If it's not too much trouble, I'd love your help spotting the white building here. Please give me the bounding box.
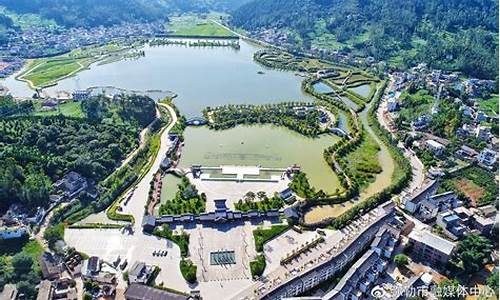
[478,148,498,167]
[425,139,445,156]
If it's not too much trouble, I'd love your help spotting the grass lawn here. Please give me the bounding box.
[33,101,84,118]
[19,42,133,88]
[24,59,81,87]
[346,132,382,187]
[479,94,499,115]
[253,224,290,252]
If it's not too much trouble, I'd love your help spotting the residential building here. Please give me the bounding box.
[124,283,188,300]
[39,252,62,280]
[478,148,498,167]
[315,225,400,300]
[245,202,396,300]
[408,230,455,265]
[53,171,88,199]
[424,139,445,156]
[128,261,154,284]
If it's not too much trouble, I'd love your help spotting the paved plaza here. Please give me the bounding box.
[184,222,257,282]
[65,228,191,291]
[187,173,290,211]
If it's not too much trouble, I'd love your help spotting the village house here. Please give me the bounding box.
[82,256,101,279]
[71,90,90,101]
[455,145,478,161]
[470,205,498,235]
[478,148,498,168]
[475,125,492,141]
[436,211,467,240]
[39,252,63,280]
[424,139,445,156]
[128,261,154,284]
[408,229,455,266]
[53,171,89,200]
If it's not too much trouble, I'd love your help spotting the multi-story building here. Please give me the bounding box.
[322,225,400,300]
[407,230,455,265]
[235,202,397,300]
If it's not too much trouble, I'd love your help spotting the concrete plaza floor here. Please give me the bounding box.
[184,222,257,282]
[65,228,191,292]
[186,173,290,211]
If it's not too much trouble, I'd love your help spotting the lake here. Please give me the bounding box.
[349,84,372,98]
[178,125,341,193]
[312,81,333,94]
[4,40,310,117]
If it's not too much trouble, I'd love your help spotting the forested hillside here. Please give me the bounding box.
[231,0,499,79]
[0,95,156,213]
[0,0,251,27]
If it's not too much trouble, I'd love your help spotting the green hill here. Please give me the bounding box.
[231,0,499,79]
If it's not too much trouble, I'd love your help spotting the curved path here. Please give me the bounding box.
[65,103,191,293]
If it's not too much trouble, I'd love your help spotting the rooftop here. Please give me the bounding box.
[408,230,455,255]
[124,283,188,300]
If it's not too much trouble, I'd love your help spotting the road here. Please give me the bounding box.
[65,103,191,294]
[121,102,178,232]
[376,77,425,195]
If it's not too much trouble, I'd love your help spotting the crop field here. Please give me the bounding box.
[479,94,499,115]
[168,14,235,37]
[446,166,498,207]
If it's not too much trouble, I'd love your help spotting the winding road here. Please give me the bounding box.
[65,103,192,294]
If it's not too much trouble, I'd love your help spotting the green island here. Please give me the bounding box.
[16,42,145,89]
[0,1,497,299]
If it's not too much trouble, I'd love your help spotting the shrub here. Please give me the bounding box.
[179,259,197,283]
[250,255,266,278]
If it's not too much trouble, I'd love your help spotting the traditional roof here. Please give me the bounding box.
[124,284,188,300]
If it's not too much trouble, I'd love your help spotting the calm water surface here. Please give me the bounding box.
[178,125,341,193]
[4,40,310,117]
[349,84,372,98]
